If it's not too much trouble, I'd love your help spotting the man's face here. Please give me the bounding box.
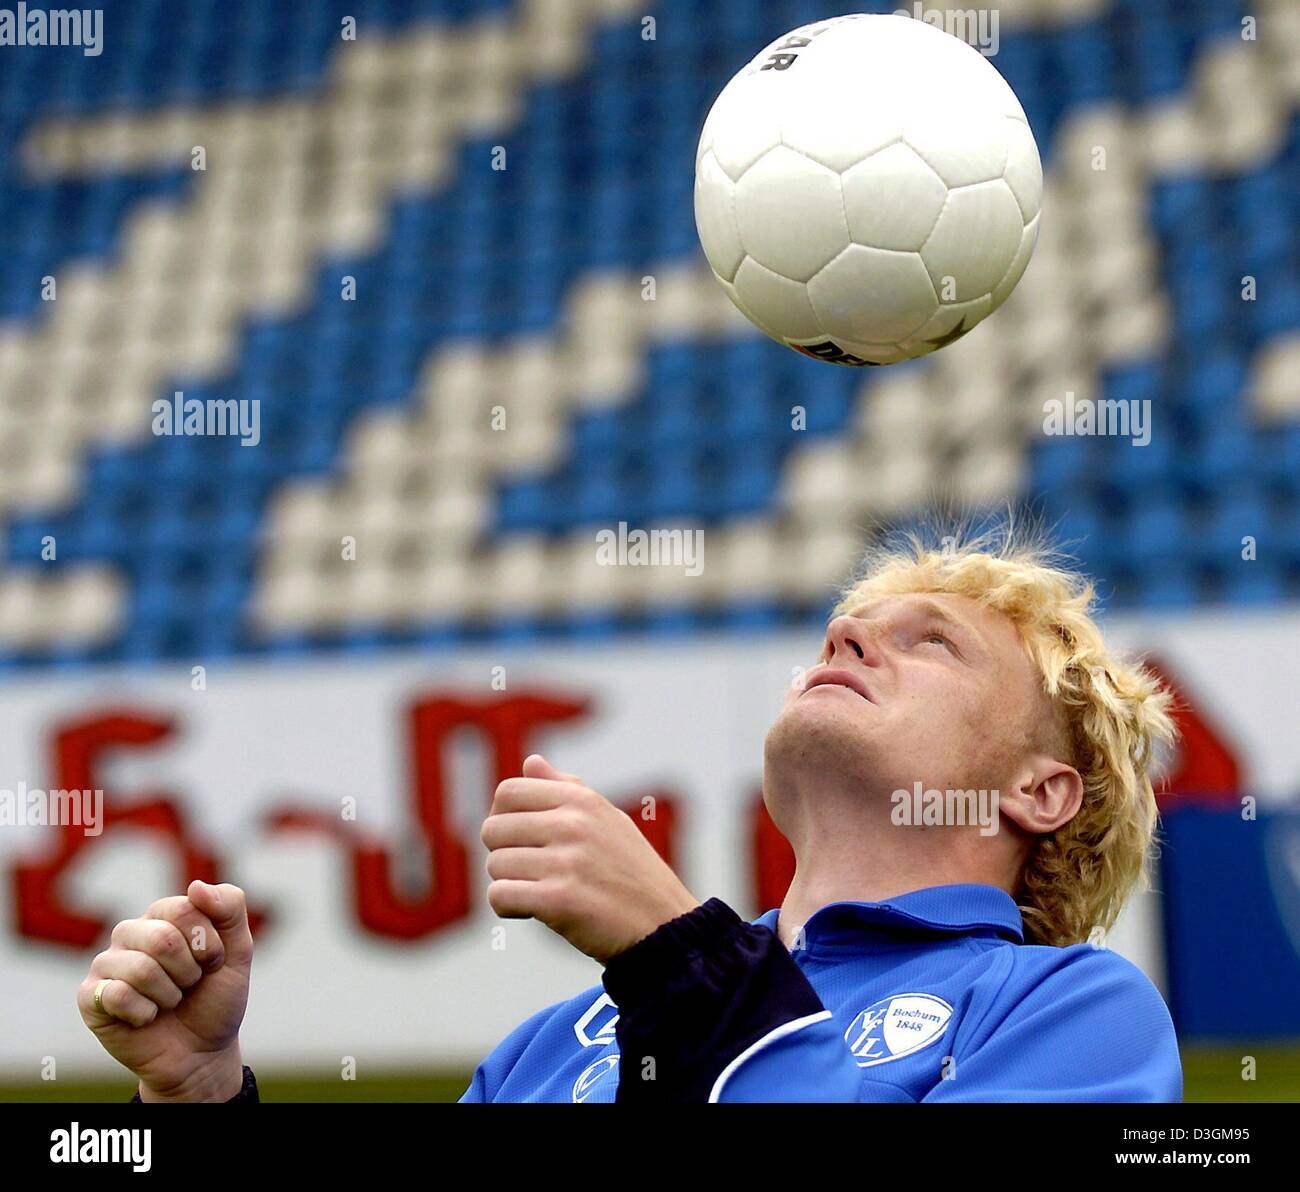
[764,591,1047,828]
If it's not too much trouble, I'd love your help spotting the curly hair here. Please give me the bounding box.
[831,517,1176,947]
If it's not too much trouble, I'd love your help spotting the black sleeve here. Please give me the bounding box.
[130,1066,259,1103]
[601,898,826,1102]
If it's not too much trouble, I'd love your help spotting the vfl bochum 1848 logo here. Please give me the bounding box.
[844,993,954,1067]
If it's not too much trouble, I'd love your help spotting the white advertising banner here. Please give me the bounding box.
[0,609,1296,1076]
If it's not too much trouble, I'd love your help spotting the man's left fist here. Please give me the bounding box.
[481,755,701,963]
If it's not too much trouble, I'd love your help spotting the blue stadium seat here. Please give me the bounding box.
[572,465,627,526]
[712,449,781,518]
[1122,494,1196,568]
[1220,566,1290,605]
[1199,488,1277,564]
[499,477,557,532]
[1127,561,1202,609]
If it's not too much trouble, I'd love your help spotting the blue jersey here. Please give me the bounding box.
[460,884,1181,1103]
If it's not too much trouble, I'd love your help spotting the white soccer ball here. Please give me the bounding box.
[694,13,1042,366]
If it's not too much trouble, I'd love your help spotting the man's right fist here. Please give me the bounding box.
[77,879,253,1103]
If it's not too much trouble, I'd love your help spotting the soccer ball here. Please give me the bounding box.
[694,13,1042,366]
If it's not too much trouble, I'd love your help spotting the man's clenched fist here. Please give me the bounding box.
[76,880,253,1103]
[482,755,700,962]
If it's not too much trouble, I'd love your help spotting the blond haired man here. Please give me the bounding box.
[80,530,1181,1103]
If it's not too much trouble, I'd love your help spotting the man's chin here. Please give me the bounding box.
[765,693,876,770]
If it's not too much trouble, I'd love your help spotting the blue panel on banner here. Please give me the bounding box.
[1160,804,1300,1038]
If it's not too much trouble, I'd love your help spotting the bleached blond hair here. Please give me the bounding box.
[832,520,1176,947]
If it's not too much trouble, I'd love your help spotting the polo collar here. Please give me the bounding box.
[755,883,1024,946]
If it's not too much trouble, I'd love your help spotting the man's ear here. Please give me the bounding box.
[999,756,1084,836]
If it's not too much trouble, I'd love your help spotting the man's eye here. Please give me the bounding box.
[921,629,956,651]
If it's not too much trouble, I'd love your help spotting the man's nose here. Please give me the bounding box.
[823,614,879,665]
